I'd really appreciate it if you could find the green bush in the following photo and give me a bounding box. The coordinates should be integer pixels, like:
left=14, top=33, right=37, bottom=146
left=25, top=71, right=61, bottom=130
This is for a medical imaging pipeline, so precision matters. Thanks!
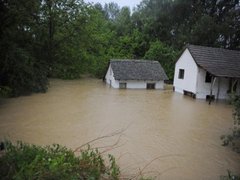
left=220, top=95, right=240, bottom=179
left=51, top=64, right=82, bottom=80
left=0, top=141, right=120, bottom=179
left=221, top=95, right=240, bottom=153
left=0, top=86, right=12, bottom=98
left=220, top=170, right=240, bottom=180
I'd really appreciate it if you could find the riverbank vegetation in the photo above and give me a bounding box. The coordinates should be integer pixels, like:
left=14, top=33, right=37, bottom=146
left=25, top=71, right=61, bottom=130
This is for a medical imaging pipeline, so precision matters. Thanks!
left=0, top=141, right=120, bottom=179
left=221, top=95, right=240, bottom=179
left=0, top=0, right=239, bottom=97
left=221, top=95, right=240, bottom=153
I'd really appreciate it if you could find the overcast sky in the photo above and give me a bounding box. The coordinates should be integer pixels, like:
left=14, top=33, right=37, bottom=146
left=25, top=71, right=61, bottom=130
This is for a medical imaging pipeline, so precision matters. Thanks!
left=84, top=0, right=142, bottom=10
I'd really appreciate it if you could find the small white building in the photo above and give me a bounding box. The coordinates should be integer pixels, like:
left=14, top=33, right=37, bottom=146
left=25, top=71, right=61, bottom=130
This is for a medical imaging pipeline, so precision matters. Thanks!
left=173, top=45, right=240, bottom=100
left=105, top=59, right=168, bottom=89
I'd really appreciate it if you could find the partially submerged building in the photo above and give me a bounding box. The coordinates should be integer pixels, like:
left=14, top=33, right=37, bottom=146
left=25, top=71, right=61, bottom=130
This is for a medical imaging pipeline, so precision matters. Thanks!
left=105, top=59, right=168, bottom=89
left=173, top=44, right=240, bottom=99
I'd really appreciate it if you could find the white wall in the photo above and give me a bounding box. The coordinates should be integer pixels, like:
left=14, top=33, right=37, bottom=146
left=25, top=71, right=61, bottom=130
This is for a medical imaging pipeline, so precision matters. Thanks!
left=173, top=49, right=198, bottom=94
left=155, top=81, right=164, bottom=89
left=126, top=81, right=146, bottom=89
left=126, top=81, right=164, bottom=89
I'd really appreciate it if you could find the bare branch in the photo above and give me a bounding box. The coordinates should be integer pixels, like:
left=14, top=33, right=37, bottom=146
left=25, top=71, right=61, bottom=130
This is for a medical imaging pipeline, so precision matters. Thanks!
left=73, top=128, right=126, bottom=153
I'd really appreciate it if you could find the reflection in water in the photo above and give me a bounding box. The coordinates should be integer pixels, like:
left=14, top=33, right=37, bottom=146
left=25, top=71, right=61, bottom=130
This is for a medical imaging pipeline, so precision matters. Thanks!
left=0, top=79, right=239, bottom=179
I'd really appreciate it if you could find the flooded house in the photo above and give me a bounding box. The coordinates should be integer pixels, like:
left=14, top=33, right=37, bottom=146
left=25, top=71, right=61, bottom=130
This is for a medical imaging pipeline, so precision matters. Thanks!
left=104, top=59, right=168, bottom=89
left=173, top=44, right=240, bottom=99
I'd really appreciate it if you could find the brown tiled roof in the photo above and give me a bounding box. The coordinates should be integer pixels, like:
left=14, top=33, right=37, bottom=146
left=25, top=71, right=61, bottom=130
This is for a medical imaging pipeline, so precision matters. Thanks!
left=110, top=59, right=168, bottom=81
left=187, top=45, right=240, bottom=78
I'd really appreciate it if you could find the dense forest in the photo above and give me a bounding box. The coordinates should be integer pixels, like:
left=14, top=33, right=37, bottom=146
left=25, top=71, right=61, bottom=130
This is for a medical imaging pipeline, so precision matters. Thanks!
left=0, top=0, right=239, bottom=96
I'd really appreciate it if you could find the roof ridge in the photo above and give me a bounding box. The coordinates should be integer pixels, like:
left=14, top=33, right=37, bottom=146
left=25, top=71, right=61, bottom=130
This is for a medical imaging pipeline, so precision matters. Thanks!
left=187, top=44, right=240, bottom=53
left=110, top=59, right=159, bottom=63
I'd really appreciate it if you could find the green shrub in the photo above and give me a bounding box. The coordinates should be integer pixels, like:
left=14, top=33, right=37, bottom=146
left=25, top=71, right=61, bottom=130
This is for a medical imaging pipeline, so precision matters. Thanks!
left=221, top=95, right=240, bottom=153
left=0, top=141, right=120, bottom=179
left=220, top=95, right=240, bottom=179
left=51, top=64, right=82, bottom=80
left=0, top=86, right=12, bottom=98
left=220, top=170, right=240, bottom=180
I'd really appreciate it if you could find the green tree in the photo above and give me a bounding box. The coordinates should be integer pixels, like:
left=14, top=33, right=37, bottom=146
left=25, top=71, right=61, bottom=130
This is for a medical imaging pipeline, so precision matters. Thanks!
left=82, top=5, right=115, bottom=77
left=0, top=0, right=48, bottom=96
left=144, top=41, right=178, bottom=80
left=115, top=6, right=132, bottom=36
left=190, top=15, right=221, bottom=47
left=104, top=2, right=120, bottom=21
left=41, top=0, right=89, bottom=78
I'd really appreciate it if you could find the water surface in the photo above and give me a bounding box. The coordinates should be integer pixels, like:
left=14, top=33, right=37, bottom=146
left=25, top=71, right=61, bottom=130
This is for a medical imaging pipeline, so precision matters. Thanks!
left=0, top=79, right=239, bottom=179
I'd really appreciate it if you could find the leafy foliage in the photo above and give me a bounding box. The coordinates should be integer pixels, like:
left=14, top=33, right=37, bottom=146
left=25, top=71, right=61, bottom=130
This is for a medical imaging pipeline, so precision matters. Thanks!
left=0, top=86, right=12, bottom=97
left=144, top=41, right=179, bottom=80
left=0, top=0, right=48, bottom=97
left=232, top=95, right=240, bottom=125
left=0, top=141, right=120, bottom=179
left=220, top=170, right=240, bottom=180
left=221, top=95, right=240, bottom=153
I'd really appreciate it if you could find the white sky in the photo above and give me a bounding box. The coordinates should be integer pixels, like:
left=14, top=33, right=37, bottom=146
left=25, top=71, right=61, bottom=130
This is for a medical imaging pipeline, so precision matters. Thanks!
left=84, top=0, right=142, bottom=10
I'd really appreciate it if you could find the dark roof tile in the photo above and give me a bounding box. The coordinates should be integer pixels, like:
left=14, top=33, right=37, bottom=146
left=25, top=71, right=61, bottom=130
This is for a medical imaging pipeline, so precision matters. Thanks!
left=187, top=45, right=240, bottom=78
left=110, top=59, right=168, bottom=81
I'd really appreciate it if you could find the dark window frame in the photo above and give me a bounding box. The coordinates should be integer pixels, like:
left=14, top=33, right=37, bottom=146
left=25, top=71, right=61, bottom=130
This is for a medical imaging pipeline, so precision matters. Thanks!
left=178, top=69, right=185, bottom=79
left=205, top=72, right=212, bottom=83
left=146, top=83, right=155, bottom=89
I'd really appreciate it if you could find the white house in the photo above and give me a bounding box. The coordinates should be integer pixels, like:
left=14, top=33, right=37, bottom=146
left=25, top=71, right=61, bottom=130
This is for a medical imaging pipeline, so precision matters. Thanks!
left=173, top=44, right=240, bottom=100
left=104, top=59, right=168, bottom=89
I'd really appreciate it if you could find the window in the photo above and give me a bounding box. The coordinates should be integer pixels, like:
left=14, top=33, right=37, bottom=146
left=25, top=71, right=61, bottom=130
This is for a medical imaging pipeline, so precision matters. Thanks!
left=147, top=83, right=155, bottom=89
left=205, top=72, right=212, bottom=83
left=119, top=82, right=126, bottom=89
left=178, top=69, right=185, bottom=79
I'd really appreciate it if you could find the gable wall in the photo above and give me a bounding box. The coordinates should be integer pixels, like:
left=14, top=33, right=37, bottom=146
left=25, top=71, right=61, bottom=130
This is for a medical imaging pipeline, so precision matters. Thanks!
left=105, top=65, right=119, bottom=88
left=173, top=49, right=198, bottom=94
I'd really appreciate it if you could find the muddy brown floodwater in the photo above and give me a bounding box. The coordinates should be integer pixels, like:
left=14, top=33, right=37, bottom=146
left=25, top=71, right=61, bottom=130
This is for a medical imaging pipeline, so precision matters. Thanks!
left=0, top=78, right=239, bottom=179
